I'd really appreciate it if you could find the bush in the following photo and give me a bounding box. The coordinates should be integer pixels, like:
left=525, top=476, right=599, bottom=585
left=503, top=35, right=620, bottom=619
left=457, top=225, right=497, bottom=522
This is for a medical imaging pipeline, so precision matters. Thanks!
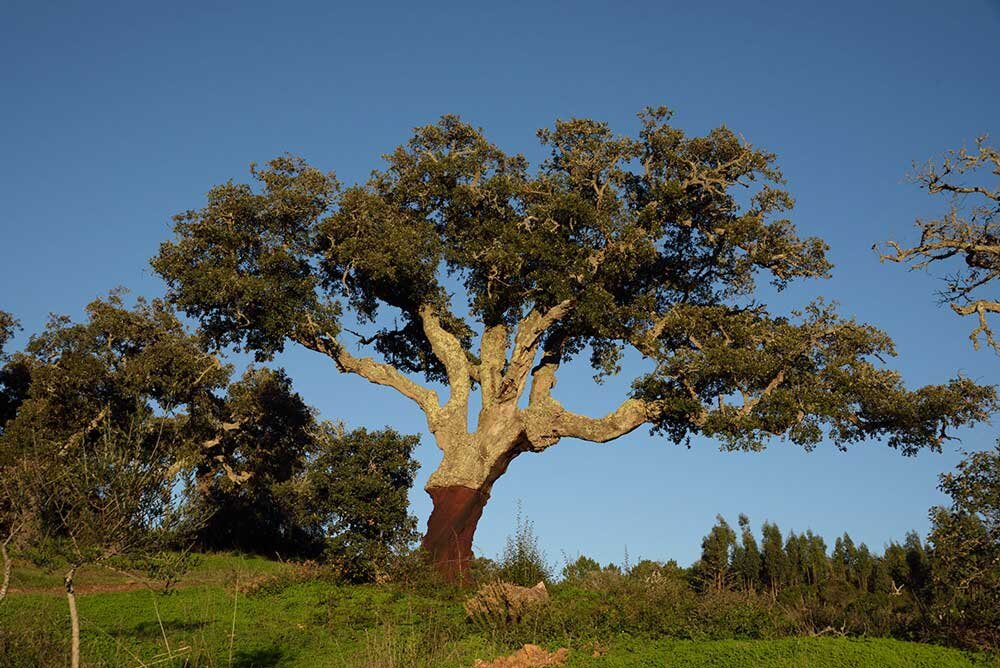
left=560, top=554, right=601, bottom=583
left=496, top=505, right=551, bottom=586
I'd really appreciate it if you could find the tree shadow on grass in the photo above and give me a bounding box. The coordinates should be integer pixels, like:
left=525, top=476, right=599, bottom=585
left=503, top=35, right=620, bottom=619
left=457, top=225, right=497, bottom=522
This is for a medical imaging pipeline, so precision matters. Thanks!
left=232, top=645, right=286, bottom=668
left=123, top=619, right=207, bottom=638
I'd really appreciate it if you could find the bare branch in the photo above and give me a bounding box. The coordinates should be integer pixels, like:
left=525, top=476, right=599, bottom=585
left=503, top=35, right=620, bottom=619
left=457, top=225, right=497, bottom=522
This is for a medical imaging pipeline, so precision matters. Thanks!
left=293, top=325, right=440, bottom=418
left=880, top=137, right=1000, bottom=352
left=951, top=300, right=1000, bottom=351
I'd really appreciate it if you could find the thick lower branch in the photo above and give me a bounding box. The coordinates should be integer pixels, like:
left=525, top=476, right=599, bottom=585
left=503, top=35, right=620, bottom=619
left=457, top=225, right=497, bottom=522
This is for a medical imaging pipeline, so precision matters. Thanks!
left=524, top=397, right=651, bottom=449
left=294, top=330, right=440, bottom=416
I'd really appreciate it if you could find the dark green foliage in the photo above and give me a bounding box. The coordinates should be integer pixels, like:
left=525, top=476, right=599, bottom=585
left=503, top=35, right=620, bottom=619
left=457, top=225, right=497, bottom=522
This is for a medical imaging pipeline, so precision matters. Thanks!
left=291, top=425, right=421, bottom=582
left=927, top=445, right=1000, bottom=650
left=0, top=311, right=17, bottom=357
left=0, top=310, right=19, bottom=432
left=631, top=301, right=996, bottom=453
left=152, top=157, right=342, bottom=361
left=0, top=293, right=230, bottom=470
left=153, top=110, right=995, bottom=459
left=0, top=296, right=421, bottom=583
left=561, top=554, right=602, bottom=583
left=190, top=366, right=321, bottom=554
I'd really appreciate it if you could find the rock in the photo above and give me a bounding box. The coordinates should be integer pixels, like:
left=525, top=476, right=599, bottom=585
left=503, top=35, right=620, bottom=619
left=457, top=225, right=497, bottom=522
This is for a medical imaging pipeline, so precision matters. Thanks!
left=464, top=580, right=549, bottom=624
left=473, top=644, right=569, bottom=667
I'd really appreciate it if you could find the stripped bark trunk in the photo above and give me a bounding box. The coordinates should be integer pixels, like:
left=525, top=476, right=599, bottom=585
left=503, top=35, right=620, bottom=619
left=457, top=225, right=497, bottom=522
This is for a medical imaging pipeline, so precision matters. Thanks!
left=422, top=485, right=490, bottom=582
left=420, top=428, right=527, bottom=583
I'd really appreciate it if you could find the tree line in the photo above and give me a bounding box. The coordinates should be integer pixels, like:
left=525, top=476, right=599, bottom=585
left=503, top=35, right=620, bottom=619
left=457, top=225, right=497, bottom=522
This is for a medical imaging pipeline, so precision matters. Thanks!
left=555, top=460, right=998, bottom=652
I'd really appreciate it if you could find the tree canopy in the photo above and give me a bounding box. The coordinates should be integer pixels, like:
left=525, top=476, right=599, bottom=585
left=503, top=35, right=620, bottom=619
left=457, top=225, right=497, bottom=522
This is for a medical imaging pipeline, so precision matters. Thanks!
left=153, top=108, right=997, bottom=576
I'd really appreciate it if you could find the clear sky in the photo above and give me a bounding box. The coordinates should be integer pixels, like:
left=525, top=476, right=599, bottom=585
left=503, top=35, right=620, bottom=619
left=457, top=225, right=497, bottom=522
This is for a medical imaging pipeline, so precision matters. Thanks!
left=2, top=0, right=999, bottom=568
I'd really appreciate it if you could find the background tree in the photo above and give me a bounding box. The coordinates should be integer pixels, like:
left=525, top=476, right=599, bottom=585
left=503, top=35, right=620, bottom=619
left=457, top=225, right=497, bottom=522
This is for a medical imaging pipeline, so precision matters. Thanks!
left=0, top=311, right=20, bottom=432
left=732, top=513, right=762, bottom=593
left=879, top=137, right=1000, bottom=350
left=761, top=521, right=787, bottom=599
left=153, top=109, right=995, bottom=579
left=0, top=309, right=20, bottom=603
left=696, top=514, right=736, bottom=592
left=0, top=293, right=232, bottom=470
left=188, top=366, right=322, bottom=555
left=288, top=425, right=420, bottom=582
left=927, top=445, right=1000, bottom=650
left=0, top=295, right=421, bottom=576
left=880, top=138, right=1000, bottom=649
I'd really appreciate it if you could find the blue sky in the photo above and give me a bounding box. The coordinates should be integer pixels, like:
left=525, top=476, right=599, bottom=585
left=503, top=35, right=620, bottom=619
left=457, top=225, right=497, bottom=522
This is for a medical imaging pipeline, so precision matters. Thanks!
left=2, top=0, right=999, bottom=567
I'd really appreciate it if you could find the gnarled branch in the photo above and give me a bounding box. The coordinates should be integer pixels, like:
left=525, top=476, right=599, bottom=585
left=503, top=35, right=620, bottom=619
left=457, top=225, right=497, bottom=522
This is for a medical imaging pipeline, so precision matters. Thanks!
left=293, top=326, right=440, bottom=419
left=418, top=305, right=473, bottom=427
left=498, top=300, right=573, bottom=403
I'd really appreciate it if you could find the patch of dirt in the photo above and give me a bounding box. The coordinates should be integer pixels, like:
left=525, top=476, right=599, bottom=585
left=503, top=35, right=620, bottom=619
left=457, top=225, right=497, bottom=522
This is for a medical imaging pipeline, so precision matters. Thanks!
left=9, top=579, right=152, bottom=595
left=474, top=644, right=569, bottom=667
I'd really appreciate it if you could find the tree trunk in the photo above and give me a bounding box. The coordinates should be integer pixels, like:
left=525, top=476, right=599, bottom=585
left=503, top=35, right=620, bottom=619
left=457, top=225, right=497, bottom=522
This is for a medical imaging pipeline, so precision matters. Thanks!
left=65, top=567, right=80, bottom=668
left=422, top=485, right=490, bottom=583
left=0, top=532, right=12, bottom=604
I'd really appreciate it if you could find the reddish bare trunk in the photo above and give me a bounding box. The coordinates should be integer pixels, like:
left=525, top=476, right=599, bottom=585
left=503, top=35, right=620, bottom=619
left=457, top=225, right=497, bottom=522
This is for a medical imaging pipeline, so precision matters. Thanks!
left=422, top=485, right=489, bottom=583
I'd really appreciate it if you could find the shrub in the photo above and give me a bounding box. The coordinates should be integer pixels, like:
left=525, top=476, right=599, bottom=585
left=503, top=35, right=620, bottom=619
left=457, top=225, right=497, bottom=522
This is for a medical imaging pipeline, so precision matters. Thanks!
left=560, top=554, right=601, bottom=583
left=496, top=505, right=551, bottom=587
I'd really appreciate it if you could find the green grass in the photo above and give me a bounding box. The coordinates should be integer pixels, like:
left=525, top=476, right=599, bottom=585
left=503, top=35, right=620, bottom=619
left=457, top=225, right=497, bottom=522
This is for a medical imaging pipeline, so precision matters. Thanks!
left=6, top=551, right=289, bottom=593
left=1, top=554, right=996, bottom=667
left=572, top=638, right=999, bottom=667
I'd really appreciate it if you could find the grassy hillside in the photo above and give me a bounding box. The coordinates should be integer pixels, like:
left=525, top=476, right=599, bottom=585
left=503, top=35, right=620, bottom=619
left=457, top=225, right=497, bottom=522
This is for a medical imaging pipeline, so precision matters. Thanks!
left=1, top=554, right=995, bottom=667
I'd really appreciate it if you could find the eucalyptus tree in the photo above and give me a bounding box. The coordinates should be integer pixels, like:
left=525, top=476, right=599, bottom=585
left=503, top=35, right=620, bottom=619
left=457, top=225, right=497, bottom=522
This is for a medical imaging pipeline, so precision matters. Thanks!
left=153, top=108, right=995, bottom=579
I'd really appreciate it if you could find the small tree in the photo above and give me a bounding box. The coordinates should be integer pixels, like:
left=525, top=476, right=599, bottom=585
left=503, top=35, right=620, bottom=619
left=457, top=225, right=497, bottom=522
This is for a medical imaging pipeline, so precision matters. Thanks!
left=732, top=514, right=762, bottom=592
left=561, top=554, right=602, bottom=583
left=289, top=425, right=420, bottom=582
left=497, top=503, right=551, bottom=586
left=760, top=521, right=786, bottom=599
left=697, top=514, right=736, bottom=592
left=15, top=416, right=193, bottom=668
